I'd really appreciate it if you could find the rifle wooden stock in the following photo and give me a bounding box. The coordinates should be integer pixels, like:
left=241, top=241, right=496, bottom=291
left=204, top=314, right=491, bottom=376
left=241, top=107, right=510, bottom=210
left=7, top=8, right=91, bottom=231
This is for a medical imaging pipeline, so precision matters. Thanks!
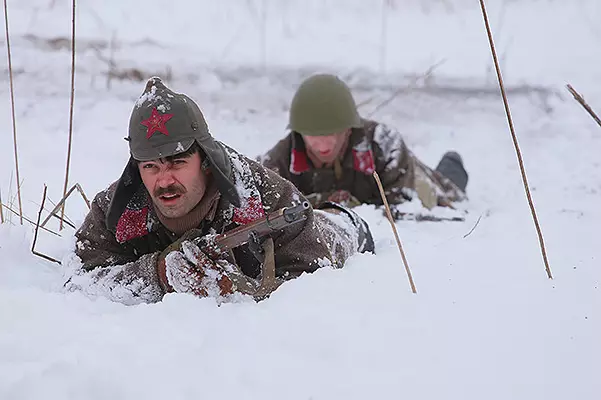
left=214, top=201, right=310, bottom=252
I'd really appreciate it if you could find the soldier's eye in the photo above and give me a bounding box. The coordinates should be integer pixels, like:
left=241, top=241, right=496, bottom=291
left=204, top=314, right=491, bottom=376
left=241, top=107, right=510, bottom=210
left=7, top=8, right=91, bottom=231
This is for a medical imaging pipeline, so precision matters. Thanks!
left=143, top=164, right=157, bottom=169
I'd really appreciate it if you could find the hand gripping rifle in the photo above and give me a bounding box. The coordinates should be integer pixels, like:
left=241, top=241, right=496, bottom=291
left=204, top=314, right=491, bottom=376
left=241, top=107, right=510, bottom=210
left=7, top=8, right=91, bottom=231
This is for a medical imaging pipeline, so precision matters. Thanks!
left=208, top=201, right=310, bottom=298
left=213, top=200, right=311, bottom=262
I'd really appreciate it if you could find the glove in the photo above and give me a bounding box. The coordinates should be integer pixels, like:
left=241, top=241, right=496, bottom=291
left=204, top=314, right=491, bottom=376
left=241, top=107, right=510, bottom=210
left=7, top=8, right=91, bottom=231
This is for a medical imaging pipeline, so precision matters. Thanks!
left=157, top=230, right=258, bottom=298
left=327, top=190, right=362, bottom=208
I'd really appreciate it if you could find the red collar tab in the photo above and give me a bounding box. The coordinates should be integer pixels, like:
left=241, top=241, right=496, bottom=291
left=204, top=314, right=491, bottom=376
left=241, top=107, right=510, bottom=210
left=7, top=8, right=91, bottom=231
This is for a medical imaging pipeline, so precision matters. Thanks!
left=115, top=206, right=150, bottom=243
left=352, top=141, right=375, bottom=174
left=289, top=148, right=310, bottom=175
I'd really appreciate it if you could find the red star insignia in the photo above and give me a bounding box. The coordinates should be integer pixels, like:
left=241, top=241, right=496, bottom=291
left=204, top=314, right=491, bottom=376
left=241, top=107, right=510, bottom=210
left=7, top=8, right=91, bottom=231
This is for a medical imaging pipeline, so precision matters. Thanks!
left=141, top=107, right=174, bottom=139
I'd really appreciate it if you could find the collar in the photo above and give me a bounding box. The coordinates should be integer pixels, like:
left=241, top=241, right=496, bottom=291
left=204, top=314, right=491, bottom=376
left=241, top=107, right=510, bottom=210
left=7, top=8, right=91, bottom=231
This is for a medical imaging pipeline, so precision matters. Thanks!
left=288, top=125, right=375, bottom=175
left=111, top=149, right=267, bottom=244
left=114, top=186, right=158, bottom=244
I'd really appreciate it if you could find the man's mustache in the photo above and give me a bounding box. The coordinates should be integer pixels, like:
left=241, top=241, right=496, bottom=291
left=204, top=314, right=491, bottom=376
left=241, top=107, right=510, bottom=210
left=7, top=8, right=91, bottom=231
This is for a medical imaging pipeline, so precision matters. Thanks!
left=155, top=184, right=186, bottom=197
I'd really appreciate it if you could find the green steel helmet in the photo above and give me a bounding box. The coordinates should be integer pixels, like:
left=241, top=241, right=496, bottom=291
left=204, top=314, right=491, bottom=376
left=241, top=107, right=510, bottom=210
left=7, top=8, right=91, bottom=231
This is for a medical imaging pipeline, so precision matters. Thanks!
left=288, top=73, right=362, bottom=136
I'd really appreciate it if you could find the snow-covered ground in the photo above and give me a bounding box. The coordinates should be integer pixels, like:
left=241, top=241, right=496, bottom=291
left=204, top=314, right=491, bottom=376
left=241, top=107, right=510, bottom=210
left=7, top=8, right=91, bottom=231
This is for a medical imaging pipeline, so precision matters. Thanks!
left=1, top=1, right=600, bottom=399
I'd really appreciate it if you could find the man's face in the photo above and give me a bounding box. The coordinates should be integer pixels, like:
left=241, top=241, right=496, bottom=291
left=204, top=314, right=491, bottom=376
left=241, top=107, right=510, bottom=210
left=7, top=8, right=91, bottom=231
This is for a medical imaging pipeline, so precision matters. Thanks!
left=138, top=151, right=208, bottom=218
left=302, top=129, right=350, bottom=164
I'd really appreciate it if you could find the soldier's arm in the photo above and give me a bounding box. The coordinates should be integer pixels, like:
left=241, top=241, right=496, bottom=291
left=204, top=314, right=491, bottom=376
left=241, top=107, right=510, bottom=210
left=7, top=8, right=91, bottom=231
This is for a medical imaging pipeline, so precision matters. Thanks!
left=67, top=191, right=164, bottom=305
left=258, top=136, right=293, bottom=181
left=372, top=123, right=416, bottom=205
left=256, top=164, right=335, bottom=281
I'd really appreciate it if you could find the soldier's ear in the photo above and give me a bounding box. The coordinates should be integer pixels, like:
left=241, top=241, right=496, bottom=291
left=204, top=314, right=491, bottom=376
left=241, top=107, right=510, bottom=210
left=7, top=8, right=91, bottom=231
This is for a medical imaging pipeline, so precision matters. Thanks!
left=201, top=157, right=211, bottom=171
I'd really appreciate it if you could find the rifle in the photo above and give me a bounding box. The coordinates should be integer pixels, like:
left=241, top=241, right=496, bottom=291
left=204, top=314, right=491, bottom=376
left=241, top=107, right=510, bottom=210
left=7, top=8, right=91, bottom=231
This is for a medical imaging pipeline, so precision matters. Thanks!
left=307, top=192, right=464, bottom=222
left=213, top=201, right=311, bottom=262
left=392, top=212, right=465, bottom=222
left=203, top=200, right=311, bottom=298
left=304, top=193, right=323, bottom=207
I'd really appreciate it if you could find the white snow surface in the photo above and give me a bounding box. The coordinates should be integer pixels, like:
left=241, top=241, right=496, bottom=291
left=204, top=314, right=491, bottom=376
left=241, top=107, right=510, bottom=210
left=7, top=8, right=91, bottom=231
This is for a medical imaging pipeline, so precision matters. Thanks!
left=1, top=1, right=600, bottom=399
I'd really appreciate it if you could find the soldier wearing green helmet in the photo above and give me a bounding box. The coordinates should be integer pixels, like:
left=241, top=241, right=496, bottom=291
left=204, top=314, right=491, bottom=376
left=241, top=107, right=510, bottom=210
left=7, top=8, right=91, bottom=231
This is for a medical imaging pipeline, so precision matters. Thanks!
left=261, top=73, right=468, bottom=213
left=68, top=77, right=374, bottom=305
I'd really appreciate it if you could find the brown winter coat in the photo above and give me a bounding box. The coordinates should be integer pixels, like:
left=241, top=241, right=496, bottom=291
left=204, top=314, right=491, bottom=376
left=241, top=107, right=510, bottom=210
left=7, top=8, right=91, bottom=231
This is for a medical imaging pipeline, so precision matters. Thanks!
left=70, top=146, right=362, bottom=305
left=260, top=119, right=466, bottom=209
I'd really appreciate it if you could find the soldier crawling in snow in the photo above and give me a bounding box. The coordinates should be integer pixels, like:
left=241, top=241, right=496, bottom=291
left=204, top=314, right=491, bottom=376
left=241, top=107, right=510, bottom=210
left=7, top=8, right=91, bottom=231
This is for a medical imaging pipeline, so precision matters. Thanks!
left=260, top=74, right=469, bottom=215
left=67, top=77, right=374, bottom=305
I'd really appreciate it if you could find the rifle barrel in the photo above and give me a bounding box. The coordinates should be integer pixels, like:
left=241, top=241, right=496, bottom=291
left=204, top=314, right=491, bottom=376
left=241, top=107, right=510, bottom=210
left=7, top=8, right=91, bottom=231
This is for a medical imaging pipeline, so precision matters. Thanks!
left=215, top=202, right=310, bottom=251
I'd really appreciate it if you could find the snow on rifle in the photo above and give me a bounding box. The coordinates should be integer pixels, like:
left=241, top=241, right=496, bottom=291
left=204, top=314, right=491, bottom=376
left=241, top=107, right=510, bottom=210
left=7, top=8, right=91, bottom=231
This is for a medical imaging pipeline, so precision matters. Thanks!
left=211, top=201, right=310, bottom=262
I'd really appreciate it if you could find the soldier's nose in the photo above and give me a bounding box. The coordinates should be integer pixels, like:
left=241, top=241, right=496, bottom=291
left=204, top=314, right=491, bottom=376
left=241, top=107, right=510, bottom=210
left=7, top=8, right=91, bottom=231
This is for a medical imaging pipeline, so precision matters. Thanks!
left=156, top=171, right=176, bottom=187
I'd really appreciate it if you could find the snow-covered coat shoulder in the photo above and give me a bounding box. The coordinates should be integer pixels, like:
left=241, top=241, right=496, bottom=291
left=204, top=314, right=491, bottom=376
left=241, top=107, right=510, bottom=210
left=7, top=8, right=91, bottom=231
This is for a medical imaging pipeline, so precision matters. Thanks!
left=66, top=146, right=352, bottom=305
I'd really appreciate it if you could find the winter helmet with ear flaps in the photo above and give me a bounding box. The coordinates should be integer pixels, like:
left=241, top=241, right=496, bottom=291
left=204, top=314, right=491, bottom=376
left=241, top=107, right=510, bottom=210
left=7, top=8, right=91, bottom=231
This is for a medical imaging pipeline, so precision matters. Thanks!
left=288, top=73, right=363, bottom=136
left=106, top=77, right=240, bottom=230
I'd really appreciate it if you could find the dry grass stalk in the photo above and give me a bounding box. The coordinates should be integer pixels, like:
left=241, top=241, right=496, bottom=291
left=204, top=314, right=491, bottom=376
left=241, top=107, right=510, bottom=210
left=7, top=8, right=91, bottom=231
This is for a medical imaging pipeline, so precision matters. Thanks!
left=7, top=172, right=13, bottom=224
left=41, top=183, right=90, bottom=228
left=0, top=188, right=4, bottom=223
left=365, top=59, right=445, bottom=117
left=1, top=203, right=61, bottom=237
left=463, top=214, right=482, bottom=239
left=478, top=0, right=553, bottom=279
left=32, top=185, right=61, bottom=264
left=566, top=84, right=601, bottom=129
left=3, top=0, right=23, bottom=225
left=75, top=183, right=91, bottom=209
left=59, top=0, right=77, bottom=230
left=372, top=171, right=417, bottom=294
left=49, top=210, right=77, bottom=230
left=44, top=196, right=77, bottom=229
